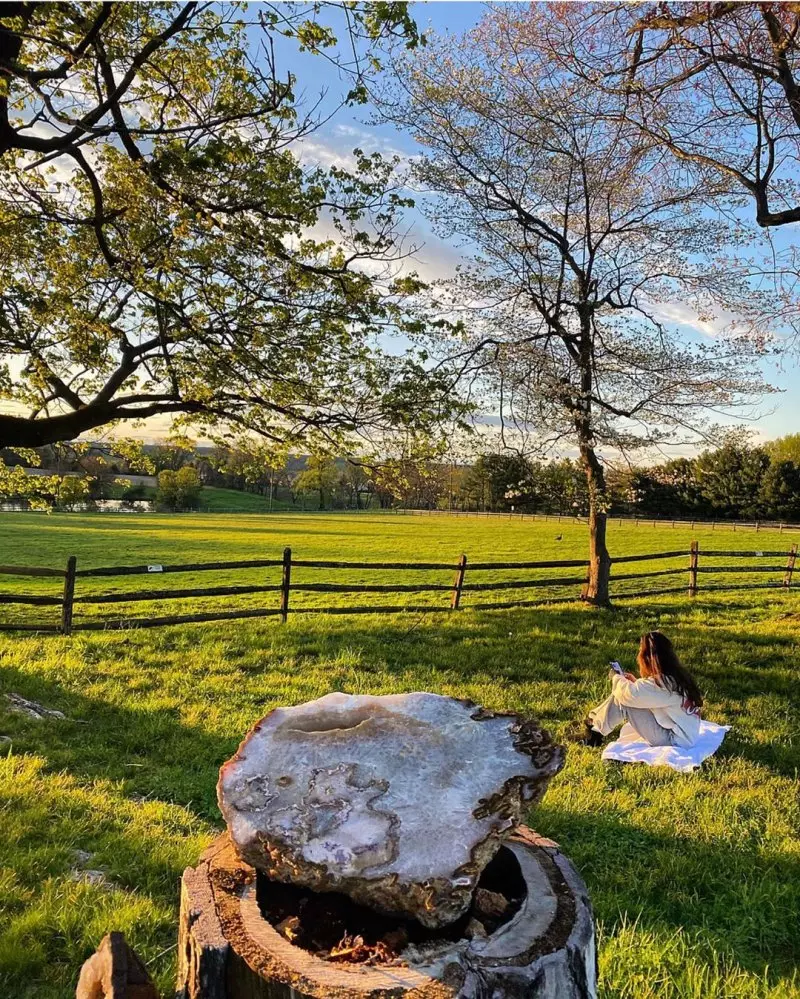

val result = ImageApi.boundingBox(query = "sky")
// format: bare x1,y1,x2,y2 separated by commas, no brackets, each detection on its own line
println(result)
266,1,800,451
5,1,800,455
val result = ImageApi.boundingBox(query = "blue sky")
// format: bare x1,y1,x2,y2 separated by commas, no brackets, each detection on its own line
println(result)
271,1,800,449
4,2,797,452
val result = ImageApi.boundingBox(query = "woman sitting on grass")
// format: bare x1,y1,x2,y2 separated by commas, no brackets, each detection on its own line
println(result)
580,631,703,749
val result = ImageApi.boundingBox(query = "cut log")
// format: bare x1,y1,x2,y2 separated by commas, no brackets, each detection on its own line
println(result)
176,828,596,999
75,932,159,999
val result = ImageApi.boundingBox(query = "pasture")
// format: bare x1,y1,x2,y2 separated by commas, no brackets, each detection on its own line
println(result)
0,511,799,998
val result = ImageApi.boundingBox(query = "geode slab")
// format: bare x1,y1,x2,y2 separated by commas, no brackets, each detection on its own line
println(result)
217,692,564,928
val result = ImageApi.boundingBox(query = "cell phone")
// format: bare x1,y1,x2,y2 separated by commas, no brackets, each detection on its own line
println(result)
608,660,625,675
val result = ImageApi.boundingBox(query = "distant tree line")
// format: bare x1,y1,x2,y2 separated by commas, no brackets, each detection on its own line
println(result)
4,433,800,520
445,435,800,522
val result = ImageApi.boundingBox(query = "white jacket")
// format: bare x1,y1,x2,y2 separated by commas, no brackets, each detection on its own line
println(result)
611,673,701,748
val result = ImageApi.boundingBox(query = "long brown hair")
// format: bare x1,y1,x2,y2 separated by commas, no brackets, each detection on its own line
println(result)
638,631,703,709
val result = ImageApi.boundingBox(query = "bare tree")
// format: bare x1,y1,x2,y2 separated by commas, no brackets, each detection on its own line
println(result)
379,7,774,605
544,2,800,229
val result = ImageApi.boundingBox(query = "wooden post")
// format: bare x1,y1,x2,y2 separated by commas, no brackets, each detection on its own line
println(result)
451,554,467,609
783,544,798,588
61,555,76,635
688,541,699,598
77,932,158,999
280,547,291,623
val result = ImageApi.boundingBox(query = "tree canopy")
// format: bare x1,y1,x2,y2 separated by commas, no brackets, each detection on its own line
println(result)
543,2,800,229
0,2,457,454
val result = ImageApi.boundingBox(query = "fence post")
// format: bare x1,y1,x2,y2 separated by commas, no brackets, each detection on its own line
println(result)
451,553,467,609
688,541,699,598
783,544,798,588
61,555,77,635
280,547,292,623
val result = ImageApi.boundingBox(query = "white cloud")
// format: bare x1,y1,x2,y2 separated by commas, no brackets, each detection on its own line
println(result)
647,300,736,337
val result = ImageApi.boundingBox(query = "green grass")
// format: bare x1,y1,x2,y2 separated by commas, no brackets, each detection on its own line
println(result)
0,511,799,998
198,486,297,513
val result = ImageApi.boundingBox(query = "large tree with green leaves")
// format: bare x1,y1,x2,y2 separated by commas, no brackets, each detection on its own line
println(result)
0,2,456,453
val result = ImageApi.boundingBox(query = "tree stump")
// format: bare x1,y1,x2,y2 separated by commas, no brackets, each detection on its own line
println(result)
75,932,159,999
176,828,596,999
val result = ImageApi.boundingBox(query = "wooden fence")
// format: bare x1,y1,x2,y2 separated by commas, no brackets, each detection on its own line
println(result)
393,508,800,532
0,542,797,634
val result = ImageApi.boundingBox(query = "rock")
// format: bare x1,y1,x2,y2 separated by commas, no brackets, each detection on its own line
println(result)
71,869,109,887
218,691,563,928
5,693,65,720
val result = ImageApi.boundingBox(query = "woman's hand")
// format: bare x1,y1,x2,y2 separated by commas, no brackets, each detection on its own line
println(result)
623,671,636,682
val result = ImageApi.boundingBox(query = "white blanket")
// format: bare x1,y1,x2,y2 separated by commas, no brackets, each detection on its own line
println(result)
601,720,731,772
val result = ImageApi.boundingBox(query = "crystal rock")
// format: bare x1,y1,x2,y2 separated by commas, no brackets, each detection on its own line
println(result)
218,691,564,927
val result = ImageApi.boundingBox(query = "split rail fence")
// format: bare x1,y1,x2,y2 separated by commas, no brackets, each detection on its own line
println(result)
0,542,797,635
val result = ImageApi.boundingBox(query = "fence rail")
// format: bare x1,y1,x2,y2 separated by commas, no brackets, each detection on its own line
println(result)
392,508,800,533
0,541,797,634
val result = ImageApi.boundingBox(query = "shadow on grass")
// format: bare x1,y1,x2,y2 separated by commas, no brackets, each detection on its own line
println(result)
537,801,800,983
1,599,798,994
0,662,234,821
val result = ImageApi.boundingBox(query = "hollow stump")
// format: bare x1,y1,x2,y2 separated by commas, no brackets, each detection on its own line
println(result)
176,829,596,999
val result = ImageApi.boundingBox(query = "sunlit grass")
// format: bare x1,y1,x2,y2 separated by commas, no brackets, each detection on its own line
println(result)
1,511,798,997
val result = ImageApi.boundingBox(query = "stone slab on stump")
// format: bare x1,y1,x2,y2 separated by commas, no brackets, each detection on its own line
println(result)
217,692,564,928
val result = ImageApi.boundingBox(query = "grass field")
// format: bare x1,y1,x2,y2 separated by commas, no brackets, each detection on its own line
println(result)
1,511,799,998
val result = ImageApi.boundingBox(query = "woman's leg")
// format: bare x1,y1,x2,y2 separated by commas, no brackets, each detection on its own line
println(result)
623,707,675,747
589,696,675,747
588,694,625,735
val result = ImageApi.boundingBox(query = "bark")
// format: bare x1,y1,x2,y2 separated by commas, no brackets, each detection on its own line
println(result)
580,445,612,608
176,828,596,999
75,932,159,999
575,308,612,608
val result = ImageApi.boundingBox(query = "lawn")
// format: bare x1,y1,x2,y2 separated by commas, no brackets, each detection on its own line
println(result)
0,511,799,998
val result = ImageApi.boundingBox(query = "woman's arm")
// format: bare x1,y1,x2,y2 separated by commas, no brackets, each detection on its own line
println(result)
611,674,677,709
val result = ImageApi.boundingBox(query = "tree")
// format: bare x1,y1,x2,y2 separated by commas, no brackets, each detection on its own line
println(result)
150,440,195,474
381,7,772,604
760,459,800,521
341,460,373,510
156,466,203,512
766,433,800,466
548,3,800,230
694,436,769,519
293,456,340,510
0,462,93,510
461,453,533,511
0,3,458,454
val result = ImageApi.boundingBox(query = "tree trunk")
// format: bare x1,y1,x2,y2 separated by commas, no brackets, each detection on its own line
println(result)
176,828,596,999
581,445,611,607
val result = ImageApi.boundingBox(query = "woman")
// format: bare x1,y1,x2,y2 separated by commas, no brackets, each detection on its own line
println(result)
580,631,703,748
